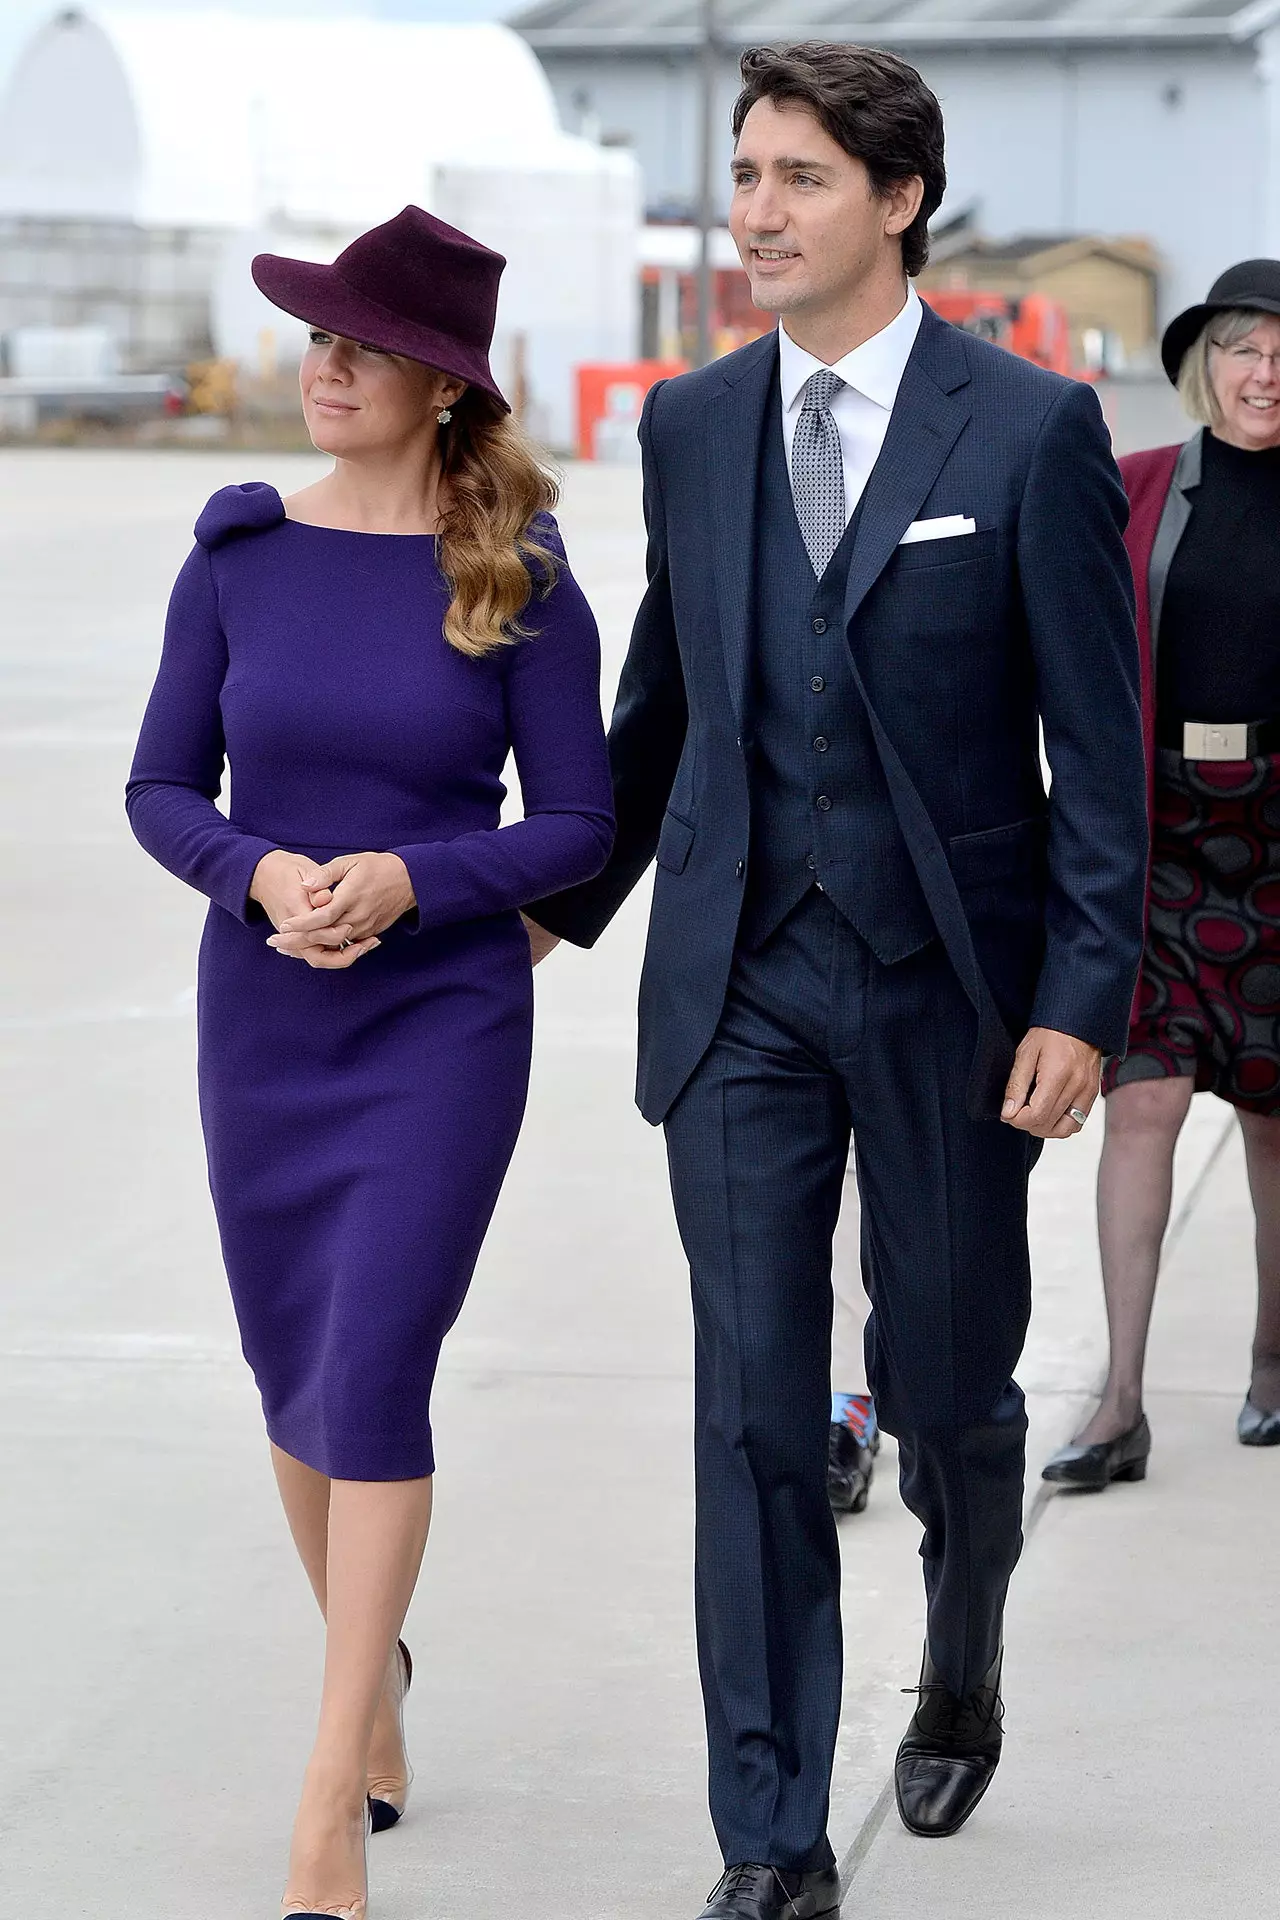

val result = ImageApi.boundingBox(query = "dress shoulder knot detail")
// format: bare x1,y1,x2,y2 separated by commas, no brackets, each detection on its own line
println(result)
194,482,287,551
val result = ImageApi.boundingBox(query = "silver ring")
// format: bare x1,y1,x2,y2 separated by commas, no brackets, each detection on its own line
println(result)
1069,1106,1089,1129
339,939,352,951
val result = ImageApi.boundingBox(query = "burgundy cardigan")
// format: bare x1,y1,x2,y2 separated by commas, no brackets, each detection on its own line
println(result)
1115,441,1184,1021
1117,441,1181,790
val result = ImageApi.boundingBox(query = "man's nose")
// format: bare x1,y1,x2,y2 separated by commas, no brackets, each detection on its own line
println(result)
746,182,786,233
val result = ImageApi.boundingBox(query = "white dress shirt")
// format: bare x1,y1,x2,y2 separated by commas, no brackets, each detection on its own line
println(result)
779,286,923,522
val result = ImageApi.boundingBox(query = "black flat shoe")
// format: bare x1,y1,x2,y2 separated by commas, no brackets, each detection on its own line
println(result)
1041,1414,1151,1490
895,1646,1003,1838
827,1421,875,1515
368,1638,413,1833
696,1863,840,1918
1238,1396,1280,1446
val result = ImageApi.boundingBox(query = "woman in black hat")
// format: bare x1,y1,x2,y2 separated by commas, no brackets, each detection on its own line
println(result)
126,207,614,1915
1044,261,1280,1491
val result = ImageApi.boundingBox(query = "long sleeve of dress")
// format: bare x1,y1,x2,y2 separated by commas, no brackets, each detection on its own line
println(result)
126,545,279,923
392,560,615,932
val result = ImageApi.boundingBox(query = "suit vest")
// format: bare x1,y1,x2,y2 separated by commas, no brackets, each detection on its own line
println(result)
738,389,935,962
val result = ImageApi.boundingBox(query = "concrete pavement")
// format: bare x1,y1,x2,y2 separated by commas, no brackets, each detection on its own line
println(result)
0,450,1273,1919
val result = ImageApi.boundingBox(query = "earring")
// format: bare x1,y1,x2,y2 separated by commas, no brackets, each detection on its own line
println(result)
437,407,452,425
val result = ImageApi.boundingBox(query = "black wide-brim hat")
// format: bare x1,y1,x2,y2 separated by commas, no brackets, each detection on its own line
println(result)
1161,257,1280,384
253,205,509,410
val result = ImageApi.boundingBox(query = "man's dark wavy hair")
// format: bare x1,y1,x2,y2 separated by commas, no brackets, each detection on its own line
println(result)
732,43,947,278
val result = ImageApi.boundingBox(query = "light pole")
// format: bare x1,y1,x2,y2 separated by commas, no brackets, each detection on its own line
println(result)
694,0,719,368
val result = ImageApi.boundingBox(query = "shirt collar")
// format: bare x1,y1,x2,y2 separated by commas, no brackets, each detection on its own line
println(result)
779,285,923,415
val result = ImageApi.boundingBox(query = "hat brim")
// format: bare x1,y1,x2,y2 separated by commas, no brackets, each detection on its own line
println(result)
1161,294,1280,385
251,254,509,411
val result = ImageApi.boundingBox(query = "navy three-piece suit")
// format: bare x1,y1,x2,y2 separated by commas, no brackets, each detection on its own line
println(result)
534,303,1148,1871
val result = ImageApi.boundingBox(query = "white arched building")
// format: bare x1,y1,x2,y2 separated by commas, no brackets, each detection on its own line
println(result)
0,6,641,444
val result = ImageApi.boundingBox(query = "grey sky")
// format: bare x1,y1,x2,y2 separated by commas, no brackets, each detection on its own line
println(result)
0,1,517,91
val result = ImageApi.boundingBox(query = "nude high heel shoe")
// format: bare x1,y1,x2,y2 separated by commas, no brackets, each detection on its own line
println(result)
367,1639,414,1834
281,1802,371,1920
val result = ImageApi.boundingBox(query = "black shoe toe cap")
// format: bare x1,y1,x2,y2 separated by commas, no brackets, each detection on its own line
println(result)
895,1749,998,1837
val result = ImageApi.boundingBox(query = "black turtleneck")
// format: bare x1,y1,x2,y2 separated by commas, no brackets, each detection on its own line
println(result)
1157,430,1280,725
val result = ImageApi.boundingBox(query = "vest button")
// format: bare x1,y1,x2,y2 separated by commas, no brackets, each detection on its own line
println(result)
812,616,828,635
810,676,825,693
805,853,818,871
813,736,830,753
816,794,833,811
735,859,745,880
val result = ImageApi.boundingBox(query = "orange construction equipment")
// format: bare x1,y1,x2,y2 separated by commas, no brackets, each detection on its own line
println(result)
921,289,1078,377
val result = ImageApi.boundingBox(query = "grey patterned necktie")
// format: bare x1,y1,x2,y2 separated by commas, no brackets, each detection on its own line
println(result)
791,368,847,577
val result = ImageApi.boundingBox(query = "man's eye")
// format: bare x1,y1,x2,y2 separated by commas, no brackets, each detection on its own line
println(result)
794,174,820,188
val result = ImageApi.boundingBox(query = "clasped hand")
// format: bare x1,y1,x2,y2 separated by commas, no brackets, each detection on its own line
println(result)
251,849,415,970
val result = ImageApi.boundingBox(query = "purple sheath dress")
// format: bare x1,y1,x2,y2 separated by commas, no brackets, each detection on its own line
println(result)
127,484,614,1479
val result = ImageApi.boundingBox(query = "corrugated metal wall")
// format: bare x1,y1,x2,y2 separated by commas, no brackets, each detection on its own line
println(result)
0,219,221,370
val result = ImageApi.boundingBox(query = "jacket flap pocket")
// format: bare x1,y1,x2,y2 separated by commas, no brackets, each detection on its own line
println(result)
948,816,1046,888
656,809,696,875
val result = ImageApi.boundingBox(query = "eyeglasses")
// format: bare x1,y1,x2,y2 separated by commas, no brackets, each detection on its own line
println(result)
1211,341,1280,372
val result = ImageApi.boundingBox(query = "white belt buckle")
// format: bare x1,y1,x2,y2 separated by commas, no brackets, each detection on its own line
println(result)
1183,721,1250,761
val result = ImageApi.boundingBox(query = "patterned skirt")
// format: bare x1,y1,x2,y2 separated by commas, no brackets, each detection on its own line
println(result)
1105,748,1280,1114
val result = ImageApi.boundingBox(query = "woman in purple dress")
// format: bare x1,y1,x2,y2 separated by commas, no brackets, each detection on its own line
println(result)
127,207,613,1918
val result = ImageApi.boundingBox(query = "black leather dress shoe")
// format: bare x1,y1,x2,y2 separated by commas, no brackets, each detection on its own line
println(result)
696,1862,841,1918
827,1421,875,1514
1041,1413,1151,1490
1238,1396,1280,1445
895,1646,1003,1838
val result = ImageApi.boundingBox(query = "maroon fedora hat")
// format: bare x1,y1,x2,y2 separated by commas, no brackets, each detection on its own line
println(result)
252,205,509,410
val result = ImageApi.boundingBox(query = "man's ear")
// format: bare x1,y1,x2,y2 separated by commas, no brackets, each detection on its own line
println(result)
883,175,925,239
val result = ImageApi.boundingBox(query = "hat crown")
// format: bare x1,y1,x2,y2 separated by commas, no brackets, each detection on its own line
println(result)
335,207,505,354
1206,258,1280,311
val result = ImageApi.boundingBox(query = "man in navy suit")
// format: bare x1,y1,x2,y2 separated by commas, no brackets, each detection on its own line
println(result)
529,41,1146,1920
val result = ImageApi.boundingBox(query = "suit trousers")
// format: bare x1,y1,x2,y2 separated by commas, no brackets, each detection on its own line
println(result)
663,890,1035,1873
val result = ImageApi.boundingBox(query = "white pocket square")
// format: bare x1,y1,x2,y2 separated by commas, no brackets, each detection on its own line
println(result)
899,516,977,545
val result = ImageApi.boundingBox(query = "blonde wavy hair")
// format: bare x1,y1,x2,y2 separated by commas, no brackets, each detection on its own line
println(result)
436,389,561,658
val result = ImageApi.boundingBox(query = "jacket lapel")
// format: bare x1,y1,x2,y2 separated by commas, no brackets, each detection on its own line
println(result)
843,305,973,633
1147,430,1201,656
706,333,777,727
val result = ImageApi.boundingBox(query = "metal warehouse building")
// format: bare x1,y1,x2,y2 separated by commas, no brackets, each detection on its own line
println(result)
514,1,1280,326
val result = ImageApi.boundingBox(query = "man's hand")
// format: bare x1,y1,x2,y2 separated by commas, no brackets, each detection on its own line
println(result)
1001,1028,1102,1140
522,916,562,966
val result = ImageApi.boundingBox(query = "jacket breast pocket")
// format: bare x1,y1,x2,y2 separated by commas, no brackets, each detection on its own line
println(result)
891,526,998,574
656,808,696,875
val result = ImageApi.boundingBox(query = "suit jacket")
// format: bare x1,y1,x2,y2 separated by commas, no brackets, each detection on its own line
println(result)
534,304,1149,1125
